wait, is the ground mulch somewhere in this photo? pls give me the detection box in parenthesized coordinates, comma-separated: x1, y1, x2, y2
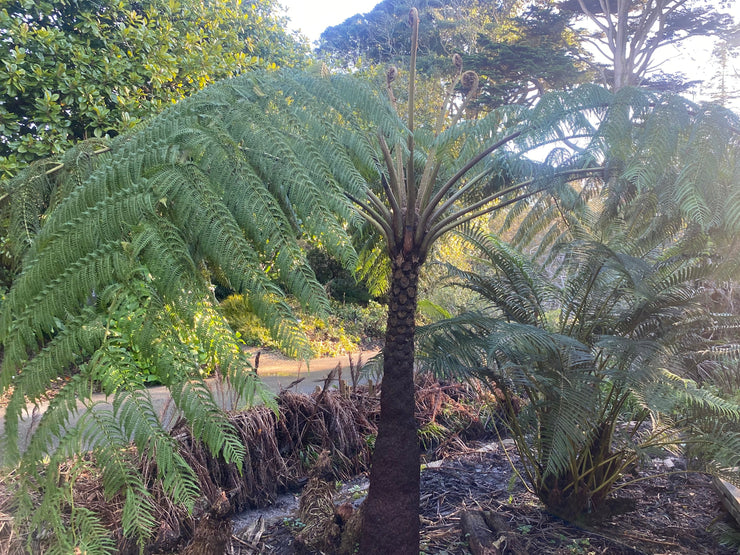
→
(235, 443, 739, 554)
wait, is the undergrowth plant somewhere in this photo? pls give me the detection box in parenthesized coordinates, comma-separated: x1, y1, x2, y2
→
(221, 295, 386, 357)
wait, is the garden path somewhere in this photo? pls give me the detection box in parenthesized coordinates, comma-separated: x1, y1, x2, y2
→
(0, 349, 378, 460)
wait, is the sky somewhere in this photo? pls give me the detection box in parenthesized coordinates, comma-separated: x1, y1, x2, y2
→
(279, 0, 379, 44)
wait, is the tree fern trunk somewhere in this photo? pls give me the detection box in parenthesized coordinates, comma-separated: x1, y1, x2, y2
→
(360, 253, 421, 554)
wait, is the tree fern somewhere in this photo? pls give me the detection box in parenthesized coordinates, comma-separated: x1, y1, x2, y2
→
(418, 169, 740, 516)
(0, 74, 356, 550)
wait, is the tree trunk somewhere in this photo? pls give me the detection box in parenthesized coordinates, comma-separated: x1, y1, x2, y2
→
(360, 253, 421, 554)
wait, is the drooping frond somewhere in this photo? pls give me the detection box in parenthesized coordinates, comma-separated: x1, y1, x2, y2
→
(446, 225, 552, 326)
(0, 140, 109, 267)
(0, 68, 420, 549)
(482, 321, 600, 479)
(416, 311, 500, 381)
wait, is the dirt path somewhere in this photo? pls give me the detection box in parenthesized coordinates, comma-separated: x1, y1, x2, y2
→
(253, 350, 377, 398)
(0, 349, 379, 460)
(248, 348, 376, 376)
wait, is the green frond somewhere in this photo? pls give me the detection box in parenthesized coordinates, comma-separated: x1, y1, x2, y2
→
(485, 322, 600, 477)
(487, 321, 596, 372)
(6, 175, 149, 309)
(2, 306, 105, 393)
(2, 243, 133, 362)
(707, 430, 740, 476)
(533, 219, 572, 263)
(130, 216, 200, 297)
(509, 199, 560, 250)
(594, 335, 666, 384)
(23, 457, 117, 555)
(5, 375, 92, 467)
(3, 164, 53, 259)
(64, 507, 117, 555)
(417, 311, 499, 381)
(355, 232, 390, 297)
(169, 378, 246, 470)
(113, 390, 200, 510)
(648, 369, 740, 421)
(71, 407, 158, 542)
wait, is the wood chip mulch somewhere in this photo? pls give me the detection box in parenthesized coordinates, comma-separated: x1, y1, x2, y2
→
(235, 443, 739, 554)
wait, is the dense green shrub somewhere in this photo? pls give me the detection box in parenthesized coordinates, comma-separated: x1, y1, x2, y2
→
(0, 0, 307, 177)
(306, 247, 374, 304)
(221, 294, 386, 357)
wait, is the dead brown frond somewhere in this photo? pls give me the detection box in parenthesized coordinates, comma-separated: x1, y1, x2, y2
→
(414, 374, 505, 460)
(162, 389, 377, 552)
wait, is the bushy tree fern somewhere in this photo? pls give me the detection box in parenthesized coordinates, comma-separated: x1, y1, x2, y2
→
(418, 110, 740, 516)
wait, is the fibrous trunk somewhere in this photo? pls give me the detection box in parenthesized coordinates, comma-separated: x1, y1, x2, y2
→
(360, 254, 421, 554)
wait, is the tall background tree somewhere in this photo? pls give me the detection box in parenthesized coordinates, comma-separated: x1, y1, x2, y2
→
(0, 0, 307, 177)
(707, 21, 740, 107)
(557, 0, 735, 91)
(317, 0, 591, 109)
(464, 4, 591, 108)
